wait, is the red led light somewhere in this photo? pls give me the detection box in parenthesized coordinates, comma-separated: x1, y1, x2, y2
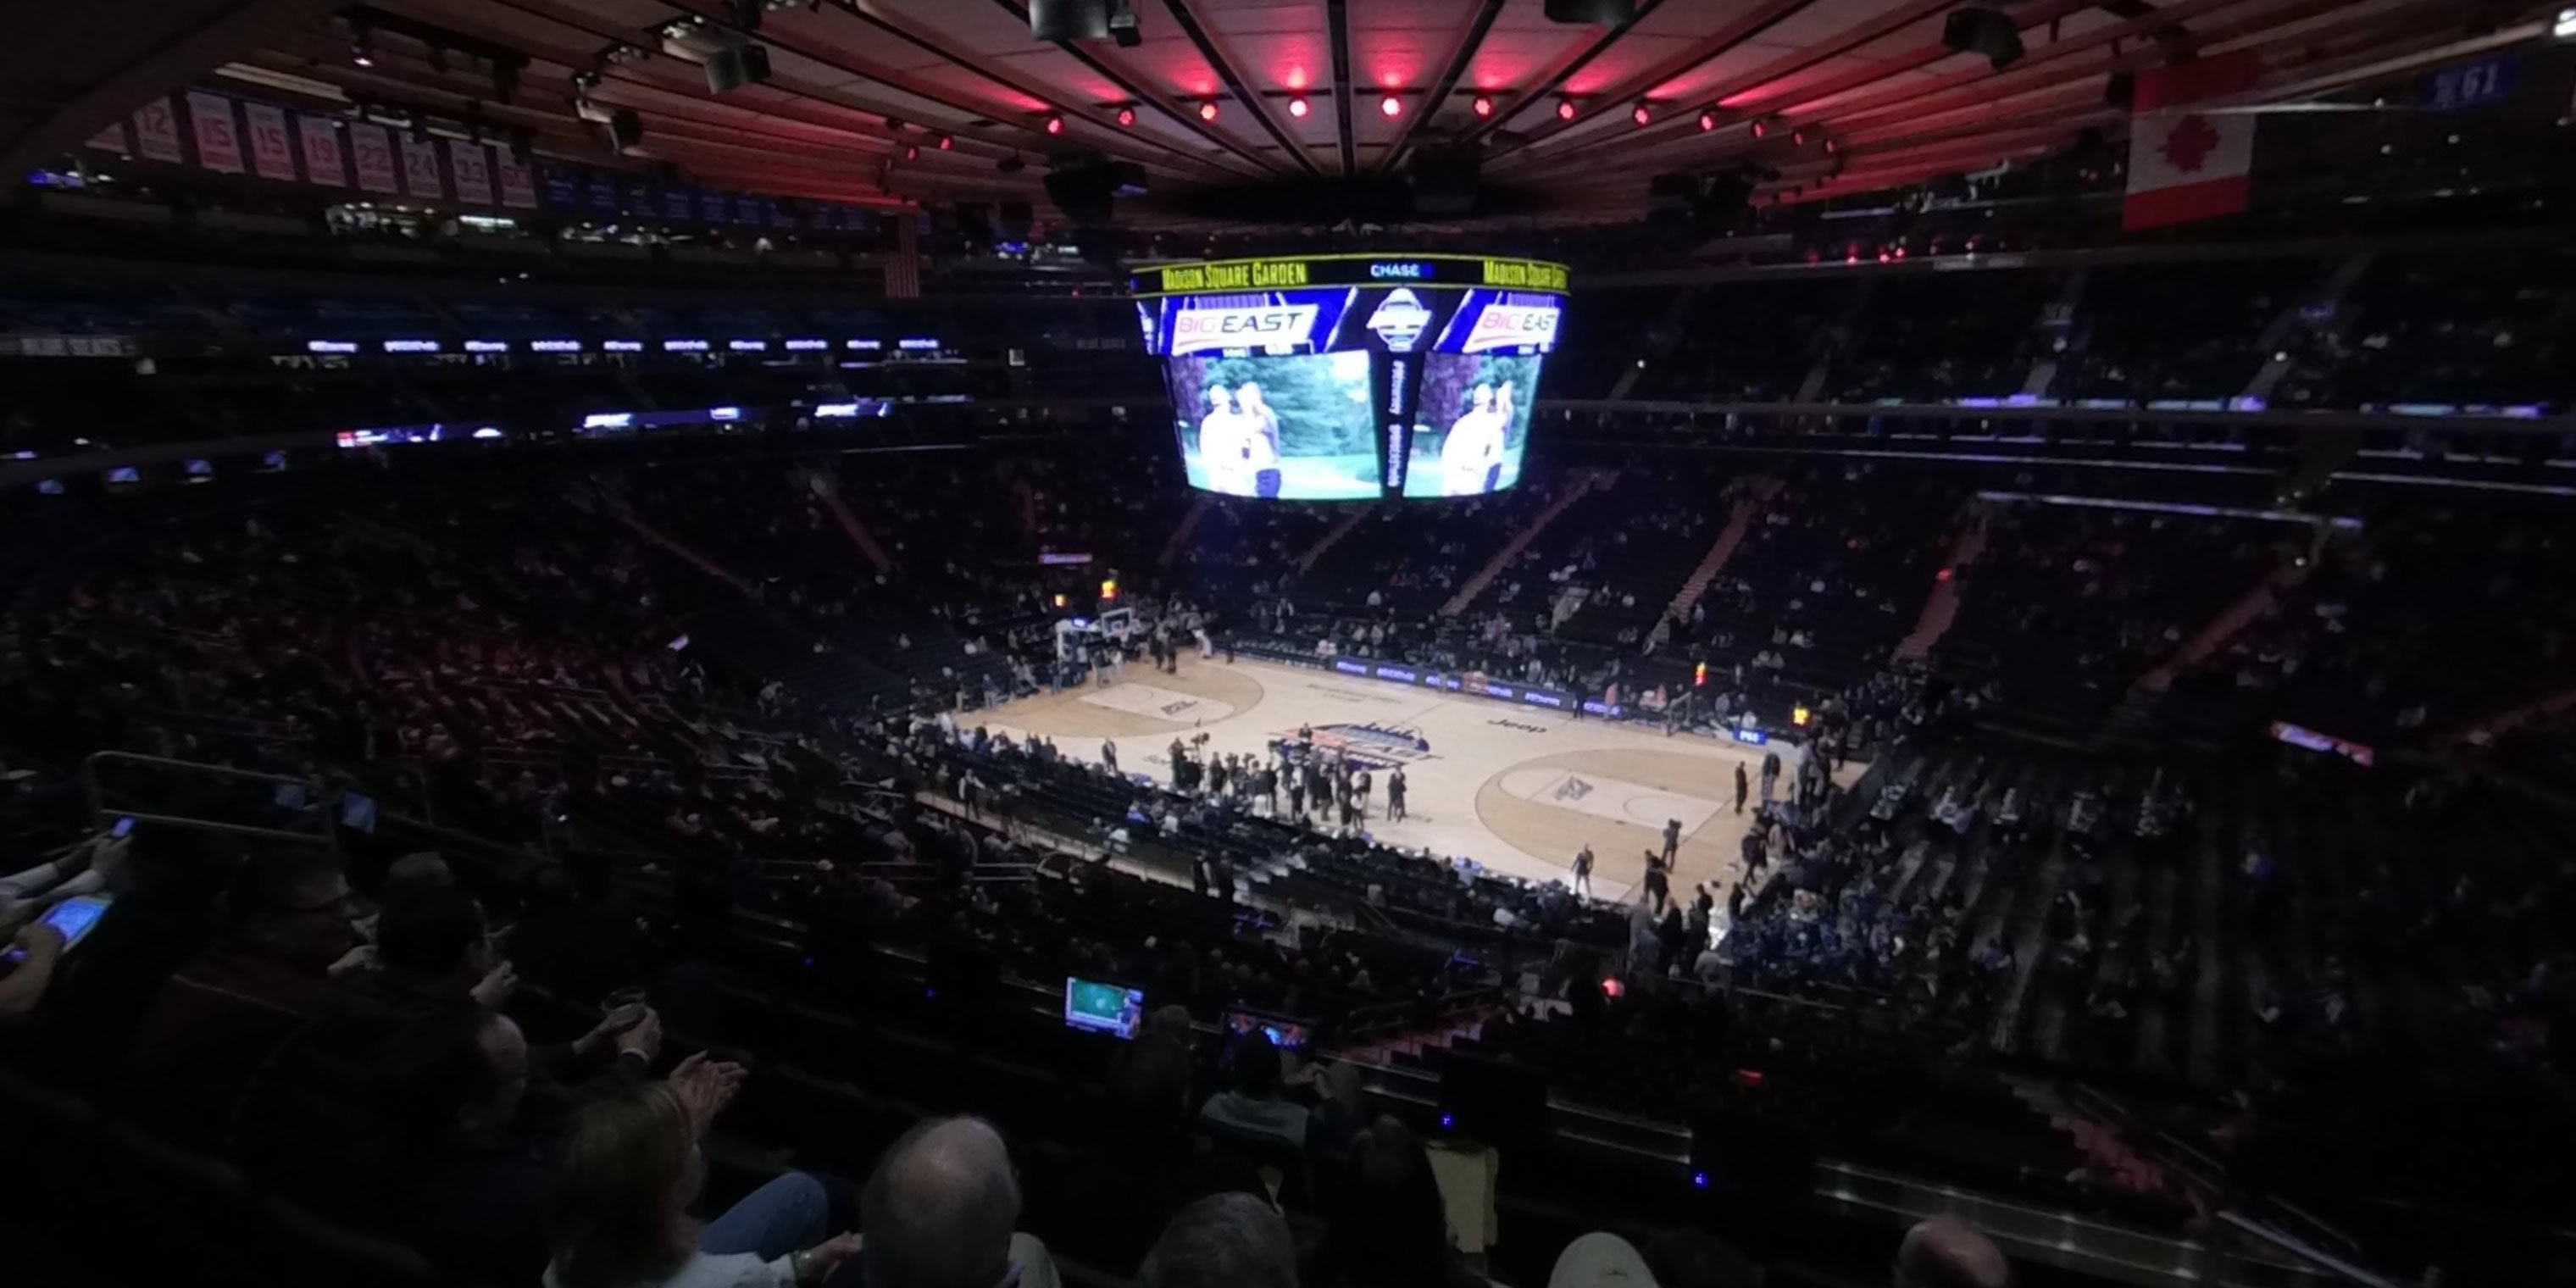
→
(904, 144, 919, 161)
(1044, 114, 1064, 136)
(1198, 100, 1219, 122)
(937, 134, 952, 151)
(1287, 96, 1309, 119)
(1751, 119, 1768, 139)
(1471, 95, 1494, 118)
(1791, 128, 1806, 146)
(1697, 110, 1717, 132)
(1556, 97, 1578, 121)
(1823, 137, 1838, 154)
(1115, 106, 1135, 128)
(1380, 94, 1403, 119)
(1631, 103, 1652, 127)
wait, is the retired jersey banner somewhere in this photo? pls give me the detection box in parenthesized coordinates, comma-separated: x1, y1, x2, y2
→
(132, 97, 185, 164)
(350, 123, 400, 194)
(400, 132, 444, 200)
(297, 114, 346, 186)
(243, 102, 297, 181)
(449, 140, 492, 204)
(495, 151, 537, 208)
(184, 92, 244, 174)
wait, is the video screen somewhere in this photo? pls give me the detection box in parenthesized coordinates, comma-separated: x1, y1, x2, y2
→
(1166, 352, 1381, 500)
(1063, 977, 1146, 1040)
(1403, 353, 1541, 497)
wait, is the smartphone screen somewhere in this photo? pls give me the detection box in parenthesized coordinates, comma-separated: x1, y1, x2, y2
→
(3, 894, 113, 963)
(110, 816, 135, 839)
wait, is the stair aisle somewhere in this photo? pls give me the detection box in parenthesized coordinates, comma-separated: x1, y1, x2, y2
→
(1440, 469, 1615, 615)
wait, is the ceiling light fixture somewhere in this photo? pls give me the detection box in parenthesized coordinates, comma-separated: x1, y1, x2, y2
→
(1044, 114, 1065, 136)
(1751, 119, 1768, 139)
(1115, 106, 1136, 127)
(1791, 127, 1806, 146)
(1697, 109, 1717, 132)
(1471, 95, 1494, 118)
(904, 144, 919, 161)
(1199, 99, 1220, 122)
(1556, 97, 1578, 122)
(936, 134, 952, 151)
(1380, 94, 1403, 119)
(1630, 102, 1652, 127)
(1286, 96, 1308, 119)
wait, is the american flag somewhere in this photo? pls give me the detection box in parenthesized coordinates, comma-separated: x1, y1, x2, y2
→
(884, 213, 921, 298)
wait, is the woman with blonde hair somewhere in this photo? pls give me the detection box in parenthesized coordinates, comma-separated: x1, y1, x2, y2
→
(546, 1080, 856, 1288)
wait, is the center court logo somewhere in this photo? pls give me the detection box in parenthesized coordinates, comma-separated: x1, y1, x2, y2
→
(1277, 721, 1436, 772)
(1552, 775, 1595, 803)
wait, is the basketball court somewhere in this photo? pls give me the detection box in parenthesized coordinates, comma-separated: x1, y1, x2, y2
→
(980, 654, 1847, 903)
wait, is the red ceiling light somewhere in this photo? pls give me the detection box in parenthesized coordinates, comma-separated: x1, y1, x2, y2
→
(1823, 136, 1838, 153)
(1471, 95, 1495, 119)
(1199, 99, 1220, 122)
(936, 134, 953, 151)
(1043, 114, 1064, 136)
(1697, 110, 1718, 132)
(1287, 96, 1309, 119)
(1115, 106, 1135, 128)
(1630, 102, 1652, 127)
(1751, 119, 1768, 140)
(1380, 94, 1403, 119)
(1791, 128, 1806, 146)
(1556, 97, 1578, 121)
(904, 144, 919, 161)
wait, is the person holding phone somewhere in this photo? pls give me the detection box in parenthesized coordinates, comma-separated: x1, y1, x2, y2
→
(0, 916, 68, 1030)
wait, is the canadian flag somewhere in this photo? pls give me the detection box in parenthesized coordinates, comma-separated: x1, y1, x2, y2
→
(2124, 50, 2260, 232)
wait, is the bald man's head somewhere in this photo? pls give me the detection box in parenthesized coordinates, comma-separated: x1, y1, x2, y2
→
(1896, 1218, 2009, 1288)
(863, 1117, 1022, 1288)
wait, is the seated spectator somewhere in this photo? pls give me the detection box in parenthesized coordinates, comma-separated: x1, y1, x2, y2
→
(862, 1116, 1060, 1288)
(1030, 1035, 1263, 1273)
(392, 1002, 665, 1285)
(1316, 1116, 1486, 1288)
(1550, 1230, 1759, 1288)
(378, 850, 456, 908)
(508, 857, 652, 1003)
(122, 847, 358, 1142)
(1196, 1030, 1310, 1150)
(546, 1080, 854, 1288)
(25, 824, 235, 1078)
(365, 883, 511, 1011)
(1894, 1216, 2009, 1288)
(1138, 1192, 1298, 1288)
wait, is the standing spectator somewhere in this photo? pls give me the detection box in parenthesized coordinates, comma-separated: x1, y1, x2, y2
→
(1734, 763, 1750, 815)
(1386, 767, 1408, 821)
(1573, 844, 1595, 899)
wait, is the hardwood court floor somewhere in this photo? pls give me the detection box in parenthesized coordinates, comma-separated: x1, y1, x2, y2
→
(985, 654, 1838, 903)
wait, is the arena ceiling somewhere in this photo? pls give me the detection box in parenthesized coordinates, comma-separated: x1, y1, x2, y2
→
(3, 0, 2558, 224)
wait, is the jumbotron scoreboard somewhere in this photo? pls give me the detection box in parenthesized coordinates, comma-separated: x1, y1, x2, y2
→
(1132, 253, 1568, 501)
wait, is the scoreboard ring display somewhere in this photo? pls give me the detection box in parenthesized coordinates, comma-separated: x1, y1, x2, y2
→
(1134, 254, 1568, 501)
